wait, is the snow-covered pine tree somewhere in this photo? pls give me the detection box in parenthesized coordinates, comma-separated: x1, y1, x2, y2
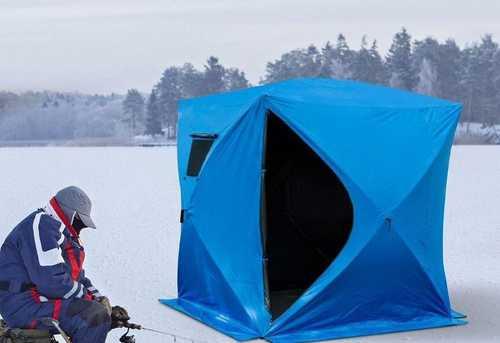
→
(262, 45, 322, 83)
(415, 58, 437, 96)
(156, 67, 183, 137)
(386, 28, 417, 90)
(412, 37, 439, 95)
(436, 39, 462, 101)
(460, 35, 499, 125)
(319, 35, 353, 79)
(494, 49, 500, 120)
(203, 56, 226, 94)
(351, 37, 386, 85)
(319, 41, 334, 77)
(335, 34, 354, 66)
(369, 40, 388, 85)
(412, 37, 463, 101)
(122, 89, 145, 135)
(351, 36, 370, 81)
(145, 89, 163, 136)
(224, 68, 250, 91)
(475, 35, 499, 125)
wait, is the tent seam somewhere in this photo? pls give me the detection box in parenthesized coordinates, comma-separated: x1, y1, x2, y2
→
(185, 224, 262, 334)
(391, 228, 450, 316)
(385, 125, 458, 314)
(386, 115, 458, 215)
(263, 97, 383, 216)
(186, 96, 266, 209)
(267, 220, 385, 336)
(265, 94, 461, 111)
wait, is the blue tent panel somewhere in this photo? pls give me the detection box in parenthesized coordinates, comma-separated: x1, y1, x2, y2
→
(160, 78, 466, 341)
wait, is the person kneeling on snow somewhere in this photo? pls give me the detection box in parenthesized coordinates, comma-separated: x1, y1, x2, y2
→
(0, 186, 129, 343)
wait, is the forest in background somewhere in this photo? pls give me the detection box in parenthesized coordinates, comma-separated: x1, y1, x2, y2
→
(1, 28, 500, 144)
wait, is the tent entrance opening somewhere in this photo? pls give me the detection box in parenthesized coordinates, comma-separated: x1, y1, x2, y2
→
(262, 113, 354, 319)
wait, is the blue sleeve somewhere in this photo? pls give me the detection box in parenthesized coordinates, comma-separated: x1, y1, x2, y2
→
(20, 212, 86, 300)
(81, 270, 103, 298)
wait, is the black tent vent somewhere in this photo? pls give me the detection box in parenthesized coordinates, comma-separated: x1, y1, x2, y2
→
(186, 133, 218, 177)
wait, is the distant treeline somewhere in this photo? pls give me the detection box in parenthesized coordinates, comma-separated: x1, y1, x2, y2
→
(1, 28, 500, 141)
(0, 92, 125, 141)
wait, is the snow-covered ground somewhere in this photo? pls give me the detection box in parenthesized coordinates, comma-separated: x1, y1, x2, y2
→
(0, 146, 498, 343)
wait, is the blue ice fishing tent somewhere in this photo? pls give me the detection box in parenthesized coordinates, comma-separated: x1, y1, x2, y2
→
(161, 78, 466, 342)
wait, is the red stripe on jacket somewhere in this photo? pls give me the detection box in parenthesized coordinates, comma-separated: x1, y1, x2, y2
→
(30, 287, 41, 304)
(51, 197, 84, 281)
(52, 299, 62, 320)
(65, 241, 81, 281)
(32, 198, 92, 309)
(49, 197, 78, 238)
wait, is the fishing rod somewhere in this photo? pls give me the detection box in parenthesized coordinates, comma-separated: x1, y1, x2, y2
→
(41, 316, 206, 343)
(120, 321, 208, 343)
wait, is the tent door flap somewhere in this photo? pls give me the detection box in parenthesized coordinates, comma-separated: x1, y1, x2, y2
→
(261, 112, 354, 319)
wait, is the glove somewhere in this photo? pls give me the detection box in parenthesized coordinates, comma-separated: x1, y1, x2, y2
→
(97, 296, 112, 316)
(111, 305, 130, 329)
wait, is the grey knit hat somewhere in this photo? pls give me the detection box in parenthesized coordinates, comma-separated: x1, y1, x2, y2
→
(55, 186, 96, 229)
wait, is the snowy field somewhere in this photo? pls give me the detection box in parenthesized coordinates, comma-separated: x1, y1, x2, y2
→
(0, 146, 499, 343)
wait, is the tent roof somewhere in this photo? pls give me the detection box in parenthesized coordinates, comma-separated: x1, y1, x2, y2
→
(182, 77, 458, 109)
(177, 78, 461, 211)
(179, 78, 459, 132)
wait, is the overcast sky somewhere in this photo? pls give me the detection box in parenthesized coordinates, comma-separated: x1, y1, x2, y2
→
(1, 0, 499, 94)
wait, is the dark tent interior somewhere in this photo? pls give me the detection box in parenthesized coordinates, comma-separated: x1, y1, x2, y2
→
(262, 113, 354, 319)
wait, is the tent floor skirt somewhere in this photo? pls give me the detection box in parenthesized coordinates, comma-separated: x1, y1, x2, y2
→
(159, 298, 261, 341)
(268, 316, 466, 342)
(161, 298, 467, 342)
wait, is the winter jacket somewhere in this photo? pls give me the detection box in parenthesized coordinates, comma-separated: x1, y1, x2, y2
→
(0, 198, 102, 303)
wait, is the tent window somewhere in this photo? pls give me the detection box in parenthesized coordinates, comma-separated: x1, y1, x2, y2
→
(262, 113, 354, 319)
(187, 134, 217, 177)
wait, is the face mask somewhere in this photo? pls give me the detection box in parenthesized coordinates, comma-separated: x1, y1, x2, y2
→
(72, 213, 86, 232)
